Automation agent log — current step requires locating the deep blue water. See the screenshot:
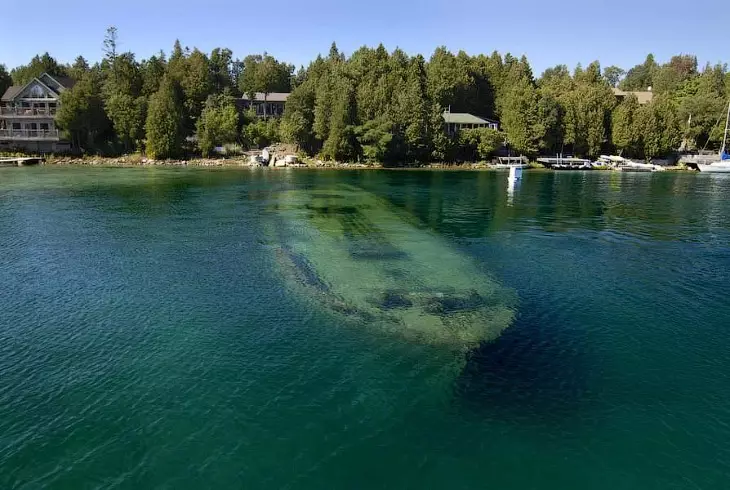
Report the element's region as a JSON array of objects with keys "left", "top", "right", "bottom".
[{"left": 1, "top": 167, "right": 729, "bottom": 489}]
